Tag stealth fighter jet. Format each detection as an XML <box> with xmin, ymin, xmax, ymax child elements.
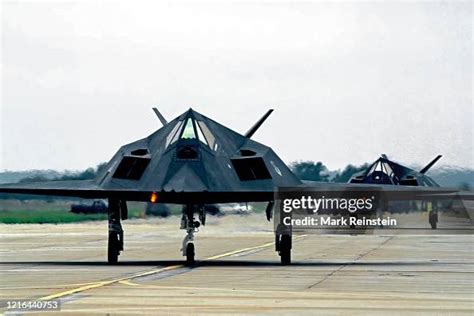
<box><xmin>0</xmin><ymin>108</ymin><xmax>303</xmax><ymax>264</ymax></box>
<box><xmin>348</xmin><ymin>154</ymin><xmax>442</xmax><ymax>187</ymax></box>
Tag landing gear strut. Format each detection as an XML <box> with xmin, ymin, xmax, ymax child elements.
<box><xmin>429</xmin><ymin>210</ymin><xmax>438</xmax><ymax>229</ymax></box>
<box><xmin>275</xmin><ymin>233</ymin><xmax>292</xmax><ymax>265</ymax></box>
<box><xmin>107</xmin><ymin>199</ymin><xmax>127</xmax><ymax>264</ymax></box>
<box><xmin>181</xmin><ymin>204</ymin><xmax>205</xmax><ymax>265</ymax></box>
<box><xmin>424</xmin><ymin>200</ymin><xmax>438</xmax><ymax>230</ymax></box>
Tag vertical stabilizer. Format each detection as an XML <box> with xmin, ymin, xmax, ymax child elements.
<box><xmin>245</xmin><ymin>109</ymin><xmax>274</xmax><ymax>138</ymax></box>
<box><xmin>420</xmin><ymin>155</ymin><xmax>442</xmax><ymax>174</ymax></box>
<box><xmin>152</xmin><ymin>108</ymin><xmax>168</xmax><ymax>126</ymax></box>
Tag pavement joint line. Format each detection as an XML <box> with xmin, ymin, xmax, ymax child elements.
<box><xmin>307</xmin><ymin>235</ymin><xmax>394</xmax><ymax>289</ymax></box>
<box><xmin>39</xmin><ymin>235</ymin><xmax>307</xmax><ymax>301</ymax></box>
<box><xmin>86</xmin><ymin>282</ymin><xmax>474</xmax><ymax>301</ymax></box>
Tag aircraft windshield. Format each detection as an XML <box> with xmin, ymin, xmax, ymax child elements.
<box><xmin>166</xmin><ymin>120</ymin><xmax>183</xmax><ymax>147</ymax></box>
<box><xmin>181</xmin><ymin>119</ymin><xmax>196</xmax><ymax>139</ymax></box>
<box><xmin>367</xmin><ymin>161</ymin><xmax>395</xmax><ymax>179</ymax></box>
<box><xmin>165</xmin><ymin>117</ymin><xmax>218</xmax><ymax>151</ymax></box>
<box><xmin>195</xmin><ymin>122</ymin><xmax>208</xmax><ymax>146</ymax></box>
<box><xmin>197</xmin><ymin>121</ymin><xmax>217</xmax><ymax>151</ymax></box>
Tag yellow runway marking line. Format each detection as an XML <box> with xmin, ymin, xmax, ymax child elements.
<box><xmin>40</xmin><ymin>281</ymin><xmax>111</xmax><ymax>300</ymax></box>
<box><xmin>118</xmin><ymin>280</ymin><xmax>140</xmax><ymax>286</ymax></box>
<box><xmin>206</xmin><ymin>234</ymin><xmax>306</xmax><ymax>260</ymax></box>
<box><xmin>206</xmin><ymin>242</ymin><xmax>274</xmax><ymax>260</ymax></box>
<box><xmin>39</xmin><ymin>235</ymin><xmax>307</xmax><ymax>301</ymax></box>
<box><xmin>39</xmin><ymin>265</ymin><xmax>184</xmax><ymax>300</ymax></box>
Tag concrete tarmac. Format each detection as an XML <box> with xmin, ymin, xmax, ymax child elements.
<box><xmin>0</xmin><ymin>214</ymin><xmax>473</xmax><ymax>315</ymax></box>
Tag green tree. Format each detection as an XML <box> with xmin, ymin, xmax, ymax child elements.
<box><xmin>17</xmin><ymin>163</ymin><xmax>107</xmax><ymax>183</ymax></box>
<box><xmin>289</xmin><ymin>161</ymin><xmax>330</xmax><ymax>182</ymax></box>
<box><xmin>332</xmin><ymin>163</ymin><xmax>370</xmax><ymax>183</ymax></box>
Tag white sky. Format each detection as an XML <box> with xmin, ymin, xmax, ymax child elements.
<box><xmin>1</xmin><ymin>1</ymin><xmax>472</xmax><ymax>171</ymax></box>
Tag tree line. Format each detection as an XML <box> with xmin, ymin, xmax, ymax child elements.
<box><xmin>18</xmin><ymin>163</ymin><xmax>108</xmax><ymax>183</ymax></box>
<box><xmin>289</xmin><ymin>161</ymin><xmax>369</xmax><ymax>183</ymax></box>
<box><xmin>16</xmin><ymin>161</ymin><xmax>364</xmax><ymax>184</ymax></box>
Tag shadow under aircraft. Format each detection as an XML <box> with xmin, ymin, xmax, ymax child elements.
<box><xmin>0</xmin><ymin>108</ymin><xmax>459</xmax><ymax>265</ymax></box>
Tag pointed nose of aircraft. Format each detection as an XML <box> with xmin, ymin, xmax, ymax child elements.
<box><xmin>163</xmin><ymin>163</ymin><xmax>208</xmax><ymax>192</ymax></box>
<box><xmin>161</xmin><ymin>114</ymin><xmax>214</xmax><ymax>192</ymax></box>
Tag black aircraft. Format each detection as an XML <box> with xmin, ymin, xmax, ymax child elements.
<box><xmin>0</xmin><ymin>108</ymin><xmax>302</xmax><ymax>264</ymax></box>
<box><xmin>348</xmin><ymin>154</ymin><xmax>442</xmax><ymax>187</ymax></box>
<box><xmin>0</xmin><ymin>109</ymin><xmax>455</xmax><ymax>264</ymax></box>
<box><xmin>348</xmin><ymin>154</ymin><xmax>444</xmax><ymax>228</ymax></box>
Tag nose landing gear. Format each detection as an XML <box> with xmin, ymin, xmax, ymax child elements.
<box><xmin>181</xmin><ymin>204</ymin><xmax>205</xmax><ymax>266</ymax></box>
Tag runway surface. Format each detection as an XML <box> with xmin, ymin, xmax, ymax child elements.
<box><xmin>0</xmin><ymin>214</ymin><xmax>473</xmax><ymax>315</ymax></box>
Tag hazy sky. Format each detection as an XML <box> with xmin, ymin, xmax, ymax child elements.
<box><xmin>1</xmin><ymin>1</ymin><xmax>472</xmax><ymax>172</ymax></box>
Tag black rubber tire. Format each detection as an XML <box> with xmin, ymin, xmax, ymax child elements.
<box><xmin>280</xmin><ymin>235</ymin><xmax>291</xmax><ymax>265</ymax></box>
<box><xmin>108</xmin><ymin>233</ymin><xmax>119</xmax><ymax>264</ymax></box>
<box><xmin>186</xmin><ymin>243</ymin><xmax>195</xmax><ymax>266</ymax></box>
<box><xmin>429</xmin><ymin>213</ymin><xmax>438</xmax><ymax>229</ymax></box>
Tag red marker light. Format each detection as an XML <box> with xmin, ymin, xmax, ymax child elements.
<box><xmin>150</xmin><ymin>192</ymin><xmax>158</xmax><ymax>203</ymax></box>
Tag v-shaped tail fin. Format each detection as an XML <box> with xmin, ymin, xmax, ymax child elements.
<box><xmin>152</xmin><ymin>107</ymin><xmax>168</xmax><ymax>126</ymax></box>
<box><xmin>245</xmin><ymin>109</ymin><xmax>274</xmax><ymax>138</ymax></box>
<box><xmin>420</xmin><ymin>155</ymin><xmax>442</xmax><ymax>174</ymax></box>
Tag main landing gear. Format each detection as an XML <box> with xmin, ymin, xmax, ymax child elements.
<box><xmin>107</xmin><ymin>199</ymin><xmax>127</xmax><ymax>264</ymax></box>
<box><xmin>429</xmin><ymin>210</ymin><xmax>438</xmax><ymax>229</ymax></box>
<box><xmin>423</xmin><ymin>201</ymin><xmax>438</xmax><ymax>230</ymax></box>
<box><xmin>181</xmin><ymin>204</ymin><xmax>205</xmax><ymax>266</ymax></box>
<box><xmin>275</xmin><ymin>233</ymin><xmax>292</xmax><ymax>265</ymax></box>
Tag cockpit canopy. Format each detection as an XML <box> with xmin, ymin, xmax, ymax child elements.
<box><xmin>366</xmin><ymin>160</ymin><xmax>397</xmax><ymax>184</ymax></box>
<box><xmin>165</xmin><ymin>117</ymin><xmax>219</xmax><ymax>152</ymax></box>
